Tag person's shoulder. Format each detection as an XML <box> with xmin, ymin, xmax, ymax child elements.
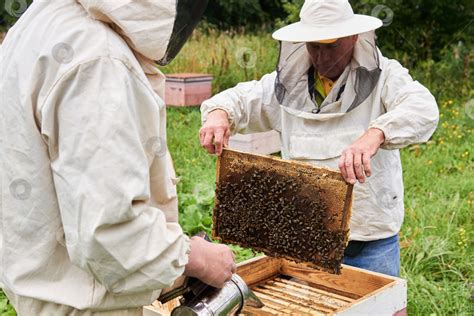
<box><xmin>1</xmin><ymin>1</ymin><xmax>147</xmax><ymax>107</ymax></box>
<box><xmin>46</xmin><ymin>1</ymin><xmax>141</xmax><ymax>70</ymax></box>
<box><xmin>378</xmin><ymin>51</ymin><xmax>409</xmax><ymax>74</ymax></box>
<box><xmin>59</xmin><ymin>5</ymin><xmax>140</xmax><ymax>70</ymax></box>
<box><xmin>5</xmin><ymin>0</ymin><xmax>140</xmax><ymax>69</ymax></box>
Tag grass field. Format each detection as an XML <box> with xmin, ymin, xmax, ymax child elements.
<box><xmin>1</xmin><ymin>31</ymin><xmax>472</xmax><ymax>315</ymax></box>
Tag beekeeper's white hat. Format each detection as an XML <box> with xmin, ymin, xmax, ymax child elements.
<box><xmin>272</xmin><ymin>0</ymin><xmax>383</xmax><ymax>43</ymax></box>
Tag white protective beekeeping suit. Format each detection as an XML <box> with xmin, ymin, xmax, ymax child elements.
<box><xmin>201</xmin><ymin>31</ymin><xmax>439</xmax><ymax>242</ymax></box>
<box><xmin>0</xmin><ymin>0</ymin><xmax>207</xmax><ymax>314</ymax></box>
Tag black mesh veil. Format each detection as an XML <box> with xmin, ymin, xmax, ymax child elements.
<box><xmin>157</xmin><ymin>0</ymin><xmax>209</xmax><ymax>66</ymax></box>
<box><xmin>274</xmin><ymin>42</ymin><xmax>312</xmax><ymax>106</ymax></box>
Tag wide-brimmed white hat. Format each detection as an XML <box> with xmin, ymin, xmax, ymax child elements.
<box><xmin>273</xmin><ymin>0</ymin><xmax>383</xmax><ymax>43</ymax></box>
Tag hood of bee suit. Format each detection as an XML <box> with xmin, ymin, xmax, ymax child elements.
<box><xmin>77</xmin><ymin>0</ymin><xmax>208</xmax><ymax>65</ymax></box>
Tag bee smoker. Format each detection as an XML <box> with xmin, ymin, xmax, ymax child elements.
<box><xmin>158</xmin><ymin>274</ymin><xmax>264</xmax><ymax>316</ymax></box>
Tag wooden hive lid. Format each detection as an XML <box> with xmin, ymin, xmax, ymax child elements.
<box><xmin>165</xmin><ymin>73</ymin><xmax>213</xmax><ymax>83</ymax></box>
<box><xmin>213</xmin><ymin>148</ymin><xmax>353</xmax><ymax>274</ymax></box>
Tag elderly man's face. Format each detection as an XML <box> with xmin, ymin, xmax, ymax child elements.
<box><xmin>306</xmin><ymin>35</ymin><xmax>358</xmax><ymax>80</ymax></box>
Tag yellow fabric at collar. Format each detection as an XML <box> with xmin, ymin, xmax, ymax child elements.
<box><xmin>315</xmin><ymin>71</ymin><xmax>335</xmax><ymax>99</ymax></box>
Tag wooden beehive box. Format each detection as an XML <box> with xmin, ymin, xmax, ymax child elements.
<box><xmin>237</xmin><ymin>257</ymin><xmax>407</xmax><ymax>315</ymax></box>
<box><xmin>165</xmin><ymin>73</ymin><xmax>213</xmax><ymax>106</ymax></box>
<box><xmin>229</xmin><ymin>130</ymin><xmax>282</xmax><ymax>155</ymax></box>
<box><xmin>144</xmin><ymin>256</ymin><xmax>407</xmax><ymax>315</ymax></box>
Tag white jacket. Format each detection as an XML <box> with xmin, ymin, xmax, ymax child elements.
<box><xmin>1</xmin><ymin>0</ymin><xmax>190</xmax><ymax>311</ymax></box>
<box><xmin>202</xmin><ymin>33</ymin><xmax>439</xmax><ymax>241</ymax></box>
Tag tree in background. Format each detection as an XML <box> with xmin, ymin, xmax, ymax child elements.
<box><xmin>0</xmin><ymin>0</ymin><xmax>32</xmax><ymax>28</ymax></box>
<box><xmin>203</xmin><ymin>0</ymin><xmax>287</xmax><ymax>31</ymax></box>
<box><xmin>1</xmin><ymin>0</ymin><xmax>472</xmax><ymax>64</ymax></box>
<box><xmin>0</xmin><ymin>0</ymin><xmax>287</xmax><ymax>32</ymax></box>
<box><xmin>279</xmin><ymin>0</ymin><xmax>473</xmax><ymax>63</ymax></box>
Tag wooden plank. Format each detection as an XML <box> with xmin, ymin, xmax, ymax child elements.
<box><xmin>249</xmin><ymin>292</ymin><xmax>300</xmax><ymax>314</ymax></box>
<box><xmin>256</xmin><ymin>285</ymin><xmax>336</xmax><ymax>313</ymax></box>
<box><xmin>241</xmin><ymin>305</ymin><xmax>279</xmax><ymax>315</ymax></box>
<box><xmin>251</xmin><ymin>291</ymin><xmax>323</xmax><ymax>315</ymax></box>
<box><xmin>273</xmin><ymin>278</ymin><xmax>353</xmax><ymax>303</ymax></box>
<box><xmin>266</xmin><ymin>280</ymin><xmax>347</xmax><ymax>309</ymax></box>
<box><xmin>143</xmin><ymin>305</ymin><xmax>166</xmax><ymax>316</ymax></box>
<box><xmin>280</xmin><ymin>259</ymin><xmax>395</xmax><ymax>298</ymax></box>
<box><xmin>335</xmin><ymin>278</ymin><xmax>407</xmax><ymax>315</ymax></box>
<box><xmin>143</xmin><ymin>304</ymin><xmax>169</xmax><ymax>316</ymax></box>
<box><xmin>236</xmin><ymin>256</ymin><xmax>281</xmax><ymax>287</ymax></box>
<box><xmin>211</xmin><ymin>151</ymin><xmax>222</xmax><ymax>239</ymax></box>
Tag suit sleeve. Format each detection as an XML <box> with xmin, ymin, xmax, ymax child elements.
<box><xmin>369</xmin><ymin>59</ymin><xmax>439</xmax><ymax>149</ymax></box>
<box><xmin>201</xmin><ymin>71</ymin><xmax>281</xmax><ymax>134</ymax></box>
<box><xmin>40</xmin><ymin>57</ymin><xmax>190</xmax><ymax>295</ymax></box>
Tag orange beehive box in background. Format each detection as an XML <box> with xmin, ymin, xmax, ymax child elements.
<box><xmin>165</xmin><ymin>73</ymin><xmax>213</xmax><ymax>107</ymax></box>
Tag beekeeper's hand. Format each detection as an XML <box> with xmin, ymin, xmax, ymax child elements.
<box><xmin>184</xmin><ymin>236</ymin><xmax>236</xmax><ymax>288</ymax></box>
<box><xmin>200</xmin><ymin>109</ymin><xmax>231</xmax><ymax>155</ymax></box>
<box><xmin>339</xmin><ymin>128</ymin><xmax>385</xmax><ymax>184</ymax></box>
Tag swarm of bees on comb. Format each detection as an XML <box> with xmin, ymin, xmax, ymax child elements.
<box><xmin>214</xmin><ymin>167</ymin><xmax>348</xmax><ymax>274</ymax></box>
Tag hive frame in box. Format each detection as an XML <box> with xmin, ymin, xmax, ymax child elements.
<box><xmin>144</xmin><ymin>255</ymin><xmax>407</xmax><ymax>315</ymax></box>
<box><xmin>238</xmin><ymin>256</ymin><xmax>407</xmax><ymax>315</ymax></box>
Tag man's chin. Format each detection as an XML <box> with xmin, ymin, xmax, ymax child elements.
<box><xmin>318</xmin><ymin>69</ymin><xmax>340</xmax><ymax>80</ymax></box>
<box><xmin>319</xmin><ymin>70</ymin><xmax>332</xmax><ymax>77</ymax></box>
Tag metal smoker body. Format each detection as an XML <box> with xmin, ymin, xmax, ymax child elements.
<box><xmin>160</xmin><ymin>274</ymin><xmax>263</xmax><ymax>316</ymax></box>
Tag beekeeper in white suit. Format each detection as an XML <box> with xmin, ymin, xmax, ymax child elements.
<box><xmin>0</xmin><ymin>0</ymin><xmax>236</xmax><ymax>315</ymax></box>
<box><xmin>200</xmin><ymin>0</ymin><xmax>439</xmax><ymax>277</ymax></box>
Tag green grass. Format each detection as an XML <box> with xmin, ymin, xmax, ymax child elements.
<box><xmin>0</xmin><ymin>290</ymin><xmax>15</xmax><ymax>316</ymax></box>
<box><xmin>398</xmin><ymin>97</ymin><xmax>473</xmax><ymax>314</ymax></box>
<box><xmin>2</xmin><ymin>31</ymin><xmax>472</xmax><ymax>314</ymax></box>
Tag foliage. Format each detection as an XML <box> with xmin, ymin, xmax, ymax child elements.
<box><xmin>0</xmin><ymin>0</ymin><xmax>286</xmax><ymax>31</ymax></box>
<box><xmin>353</xmin><ymin>0</ymin><xmax>473</xmax><ymax>63</ymax></box>
<box><xmin>410</xmin><ymin>42</ymin><xmax>472</xmax><ymax>99</ymax></box>
<box><xmin>0</xmin><ymin>0</ymin><xmax>32</xmax><ymax>29</ymax></box>
<box><xmin>178</xmin><ymin>185</ymin><xmax>214</xmax><ymax>236</ymax></box>
<box><xmin>203</xmin><ymin>0</ymin><xmax>286</xmax><ymax>31</ymax></box>
<box><xmin>0</xmin><ymin>290</ymin><xmax>15</xmax><ymax>316</ymax></box>
<box><xmin>277</xmin><ymin>0</ymin><xmax>305</xmax><ymax>26</ymax></box>
<box><xmin>279</xmin><ymin>0</ymin><xmax>474</xmax><ymax>64</ymax></box>
<box><xmin>2</xmin><ymin>0</ymin><xmax>472</xmax><ymax>64</ymax></box>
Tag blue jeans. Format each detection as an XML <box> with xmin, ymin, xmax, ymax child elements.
<box><xmin>343</xmin><ymin>234</ymin><xmax>400</xmax><ymax>277</ymax></box>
